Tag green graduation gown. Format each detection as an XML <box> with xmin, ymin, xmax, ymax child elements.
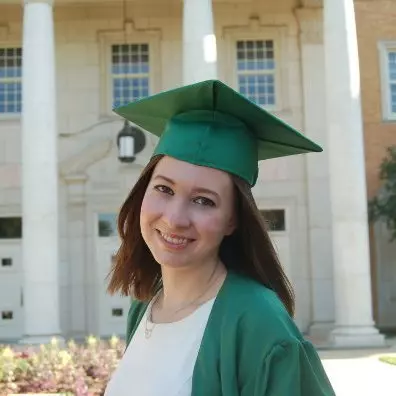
<box><xmin>126</xmin><ymin>271</ymin><xmax>336</xmax><ymax>395</ymax></box>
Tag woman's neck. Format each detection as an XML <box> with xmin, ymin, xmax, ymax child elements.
<box><xmin>158</xmin><ymin>259</ymin><xmax>226</xmax><ymax>313</ymax></box>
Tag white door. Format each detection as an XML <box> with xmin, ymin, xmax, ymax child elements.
<box><xmin>95</xmin><ymin>213</ymin><xmax>131</xmax><ymax>337</ymax></box>
<box><xmin>0</xmin><ymin>242</ymin><xmax>23</xmax><ymax>340</ymax></box>
<box><xmin>260</xmin><ymin>209</ymin><xmax>291</xmax><ymax>278</ymax></box>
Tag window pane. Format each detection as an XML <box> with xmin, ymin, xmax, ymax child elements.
<box><xmin>1</xmin><ymin>258</ymin><xmax>13</xmax><ymax>267</ymax></box>
<box><xmin>0</xmin><ymin>48</ymin><xmax>22</xmax><ymax>114</ymax></box>
<box><xmin>0</xmin><ymin>217</ymin><xmax>22</xmax><ymax>239</ymax></box>
<box><xmin>236</xmin><ymin>40</ymin><xmax>274</xmax><ymax>71</ymax></box>
<box><xmin>98</xmin><ymin>213</ymin><xmax>118</xmax><ymax>237</ymax></box>
<box><xmin>236</xmin><ymin>40</ymin><xmax>276</xmax><ymax>107</ymax></box>
<box><xmin>389</xmin><ymin>52</ymin><xmax>396</xmax><ymax>114</ymax></box>
<box><xmin>2</xmin><ymin>311</ymin><xmax>13</xmax><ymax>320</ymax></box>
<box><xmin>260</xmin><ymin>210</ymin><xmax>286</xmax><ymax>232</ymax></box>
<box><xmin>389</xmin><ymin>52</ymin><xmax>396</xmax><ymax>80</ymax></box>
<box><xmin>112</xmin><ymin>308</ymin><xmax>124</xmax><ymax>317</ymax></box>
<box><xmin>111</xmin><ymin>43</ymin><xmax>150</xmax><ymax>107</ymax></box>
<box><xmin>388</xmin><ymin>51</ymin><xmax>396</xmax><ymax>63</ymax></box>
<box><xmin>391</xmin><ymin>83</ymin><xmax>396</xmax><ymax>113</ymax></box>
<box><xmin>238</xmin><ymin>73</ymin><xmax>275</xmax><ymax>106</ymax></box>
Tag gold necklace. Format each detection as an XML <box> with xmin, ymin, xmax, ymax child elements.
<box><xmin>144</xmin><ymin>262</ymin><xmax>220</xmax><ymax>339</ymax></box>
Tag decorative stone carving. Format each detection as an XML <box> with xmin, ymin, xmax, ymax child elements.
<box><xmin>63</xmin><ymin>174</ymin><xmax>88</xmax><ymax>205</ymax></box>
<box><xmin>296</xmin><ymin>8</ymin><xmax>323</xmax><ymax>45</ymax></box>
<box><xmin>60</xmin><ymin>139</ymin><xmax>114</xmax><ymax>177</ymax></box>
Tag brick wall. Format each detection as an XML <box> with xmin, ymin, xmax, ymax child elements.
<box><xmin>355</xmin><ymin>1</ymin><xmax>396</xmax><ymax>198</ymax></box>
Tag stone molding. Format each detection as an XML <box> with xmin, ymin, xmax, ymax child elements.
<box><xmin>295</xmin><ymin>8</ymin><xmax>323</xmax><ymax>45</ymax></box>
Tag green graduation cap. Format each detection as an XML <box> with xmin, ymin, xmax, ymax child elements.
<box><xmin>113</xmin><ymin>79</ymin><xmax>322</xmax><ymax>186</ymax></box>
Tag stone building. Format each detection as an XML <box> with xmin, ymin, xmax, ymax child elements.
<box><xmin>0</xmin><ymin>0</ymin><xmax>394</xmax><ymax>346</ymax></box>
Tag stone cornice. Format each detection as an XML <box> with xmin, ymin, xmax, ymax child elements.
<box><xmin>24</xmin><ymin>0</ymin><xmax>54</xmax><ymax>5</ymax></box>
<box><xmin>301</xmin><ymin>0</ymin><xmax>323</xmax><ymax>7</ymax></box>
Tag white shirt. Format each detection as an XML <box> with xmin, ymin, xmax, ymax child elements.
<box><xmin>105</xmin><ymin>298</ymin><xmax>215</xmax><ymax>396</ymax></box>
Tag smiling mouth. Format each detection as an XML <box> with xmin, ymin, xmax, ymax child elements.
<box><xmin>156</xmin><ymin>229</ymin><xmax>194</xmax><ymax>247</ymax></box>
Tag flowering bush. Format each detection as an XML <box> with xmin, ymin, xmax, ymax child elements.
<box><xmin>0</xmin><ymin>336</ymin><xmax>125</xmax><ymax>396</ymax></box>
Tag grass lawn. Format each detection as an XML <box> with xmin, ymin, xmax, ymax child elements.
<box><xmin>379</xmin><ymin>355</ymin><xmax>396</xmax><ymax>366</ymax></box>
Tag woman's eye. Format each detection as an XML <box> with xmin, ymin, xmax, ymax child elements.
<box><xmin>154</xmin><ymin>185</ymin><xmax>173</xmax><ymax>195</ymax></box>
<box><xmin>193</xmin><ymin>197</ymin><xmax>215</xmax><ymax>207</ymax></box>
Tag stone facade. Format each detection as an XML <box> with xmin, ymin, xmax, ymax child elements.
<box><xmin>0</xmin><ymin>0</ymin><xmax>393</xmax><ymax>344</ymax></box>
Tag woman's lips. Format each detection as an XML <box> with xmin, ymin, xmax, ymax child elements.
<box><xmin>155</xmin><ymin>229</ymin><xmax>195</xmax><ymax>250</ymax></box>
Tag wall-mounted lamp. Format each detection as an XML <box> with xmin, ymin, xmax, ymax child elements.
<box><xmin>116</xmin><ymin>120</ymin><xmax>146</xmax><ymax>163</ymax></box>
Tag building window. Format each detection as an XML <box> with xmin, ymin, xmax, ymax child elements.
<box><xmin>260</xmin><ymin>210</ymin><xmax>286</xmax><ymax>232</ymax></box>
<box><xmin>1</xmin><ymin>258</ymin><xmax>13</xmax><ymax>267</ymax></box>
<box><xmin>111</xmin><ymin>44</ymin><xmax>150</xmax><ymax>108</ymax></box>
<box><xmin>0</xmin><ymin>217</ymin><xmax>22</xmax><ymax>239</ymax></box>
<box><xmin>236</xmin><ymin>40</ymin><xmax>276</xmax><ymax>107</ymax></box>
<box><xmin>98</xmin><ymin>213</ymin><xmax>118</xmax><ymax>237</ymax></box>
<box><xmin>2</xmin><ymin>311</ymin><xmax>13</xmax><ymax>320</ymax></box>
<box><xmin>0</xmin><ymin>48</ymin><xmax>22</xmax><ymax>114</ymax></box>
<box><xmin>379</xmin><ymin>42</ymin><xmax>396</xmax><ymax>120</ymax></box>
<box><xmin>112</xmin><ymin>308</ymin><xmax>123</xmax><ymax>317</ymax></box>
<box><xmin>387</xmin><ymin>50</ymin><xmax>396</xmax><ymax>117</ymax></box>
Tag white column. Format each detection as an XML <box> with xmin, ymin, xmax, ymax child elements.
<box><xmin>324</xmin><ymin>0</ymin><xmax>385</xmax><ymax>347</ymax></box>
<box><xmin>65</xmin><ymin>176</ymin><xmax>88</xmax><ymax>338</ymax></box>
<box><xmin>21</xmin><ymin>0</ymin><xmax>61</xmax><ymax>344</ymax></box>
<box><xmin>297</xmin><ymin>8</ymin><xmax>335</xmax><ymax>342</ymax></box>
<box><xmin>183</xmin><ymin>0</ymin><xmax>217</xmax><ymax>84</ymax></box>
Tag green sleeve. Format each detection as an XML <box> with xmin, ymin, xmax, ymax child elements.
<box><xmin>125</xmin><ymin>300</ymin><xmax>148</xmax><ymax>347</ymax></box>
<box><xmin>256</xmin><ymin>340</ymin><xmax>336</xmax><ymax>396</ymax></box>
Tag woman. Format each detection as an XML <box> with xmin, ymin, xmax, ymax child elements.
<box><xmin>105</xmin><ymin>80</ymin><xmax>335</xmax><ymax>395</ymax></box>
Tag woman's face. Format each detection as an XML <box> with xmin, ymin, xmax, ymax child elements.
<box><xmin>140</xmin><ymin>156</ymin><xmax>236</xmax><ymax>270</ymax></box>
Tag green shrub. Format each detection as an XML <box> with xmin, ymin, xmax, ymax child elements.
<box><xmin>368</xmin><ymin>146</ymin><xmax>396</xmax><ymax>241</ymax></box>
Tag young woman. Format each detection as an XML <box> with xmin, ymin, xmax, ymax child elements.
<box><xmin>104</xmin><ymin>80</ymin><xmax>336</xmax><ymax>396</ymax></box>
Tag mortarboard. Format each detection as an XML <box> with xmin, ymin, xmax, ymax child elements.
<box><xmin>113</xmin><ymin>79</ymin><xmax>322</xmax><ymax>186</ymax></box>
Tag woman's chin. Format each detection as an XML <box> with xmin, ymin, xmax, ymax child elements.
<box><xmin>152</xmin><ymin>251</ymin><xmax>193</xmax><ymax>269</ymax></box>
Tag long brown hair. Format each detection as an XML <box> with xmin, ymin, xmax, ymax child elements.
<box><xmin>107</xmin><ymin>155</ymin><xmax>295</xmax><ymax>317</ymax></box>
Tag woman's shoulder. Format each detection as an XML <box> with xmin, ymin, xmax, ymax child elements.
<box><xmin>222</xmin><ymin>271</ymin><xmax>289</xmax><ymax>311</ymax></box>
<box><xmin>218</xmin><ymin>271</ymin><xmax>303</xmax><ymax>342</ymax></box>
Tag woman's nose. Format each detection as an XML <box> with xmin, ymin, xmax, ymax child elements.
<box><xmin>162</xmin><ymin>200</ymin><xmax>190</xmax><ymax>230</ymax></box>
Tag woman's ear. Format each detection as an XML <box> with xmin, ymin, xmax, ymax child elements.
<box><xmin>224</xmin><ymin>212</ymin><xmax>237</xmax><ymax>236</ymax></box>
